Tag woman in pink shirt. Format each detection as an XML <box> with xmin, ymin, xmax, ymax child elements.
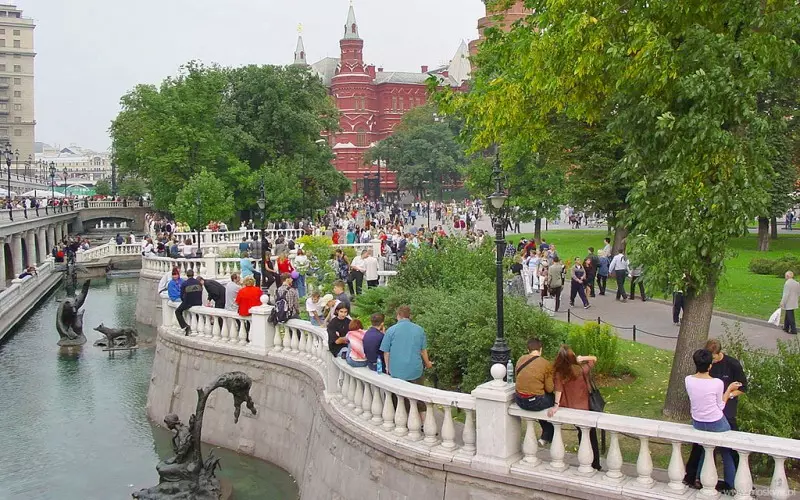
<box><xmin>345</xmin><ymin>319</ymin><xmax>368</xmax><ymax>368</ymax></box>
<box><xmin>684</xmin><ymin>349</ymin><xmax>741</xmax><ymax>490</ymax></box>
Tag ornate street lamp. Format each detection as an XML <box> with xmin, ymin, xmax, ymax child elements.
<box><xmin>258</xmin><ymin>178</ymin><xmax>267</xmax><ymax>289</ymax></box>
<box><xmin>25</xmin><ymin>154</ymin><xmax>31</xmax><ymax>179</ymax></box>
<box><xmin>488</xmin><ymin>146</ymin><xmax>510</xmax><ymax>370</ymax></box>
<box><xmin>49</xmin><ymin>161</ymin><xmax>56</xmax><ymax>200</ymax></box>
<box><xmin>195</xmin><ymin>192</ymin><xmax>202</xmax><ymax>257</ymax></box>
<box><xmin>13</xmin><ymin>148</ymin><xmax>18</xmax><ymax>179</ymax></box>
<box><xmin>63</xmin><ymin>167</ymin><xmax>69</xmax><ymax>197</ymax></box>
<box><xmin>4</xmin><ymin>143</ymin><xmax>12</xmax><ymax>200</ymax></box>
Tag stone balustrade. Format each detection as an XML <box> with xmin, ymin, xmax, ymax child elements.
<box><xmin>75</xmin><ymin>242</ymin><xmax>141</xmax><ymax>263</ymax></box>
<box><xmin>0</xmin><ymin>259</ymin><xmax>59</xmax><ymax>340</ymax></box>
<box><xmin>155</xmin><ymin>296</ymin><xmax>800</xmax><ymax>499</ymax></box>
<box><xmin>0</xmin><ymin>203</ymin><xmax>76</xmax><ymax>223</ymax></box>
<box><xmin>171</xmin><ymin>228</ymin><xmax>306</xmax><ymax>245</ymax></box>
<box><xmin>85</xmin><ymin>200</ymin><xmax>152</xmax><ymax>209</ymax></box>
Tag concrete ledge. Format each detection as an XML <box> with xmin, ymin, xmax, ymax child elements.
<box><xmin>0</xmin><ymin>271</ymin><xmax>61</xmax><ymax>341</ymax></box>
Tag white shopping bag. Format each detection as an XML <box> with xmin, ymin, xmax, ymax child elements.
<box><xmin>768</xmin><ymin>308</ymin><xmax>781</xmax><ymax>326</ymax></box>
<box><xmin>542</xmin><ymin>296</ymin><xmax>556</xmax><ymax>317</ymax></box>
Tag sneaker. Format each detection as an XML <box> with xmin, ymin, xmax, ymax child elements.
<box><xmin>184</xmin><ymin>326</ymin><xmax>191</xmax><ymax>336</ymax></box>
<box><xmin>584</xmin><ymin>304</ymin><xmax>591</xmax><ymax>310</ymax></box>
<box><xmin>622</xmin><ymin>297</ymin><xmax>628</xmax><ymax>303</ymax></box>
<box><xmin>538</xmin><ymin>439</ymin><xmax>549</xmax><ymax>447</ymax></box>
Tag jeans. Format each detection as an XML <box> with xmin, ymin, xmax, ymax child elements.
<box><xmin>296</xmin><ymin>274</ymin><xmax>306</xmax><ymax>297</ymax></box>
<box><xmin>597</xmin><ymin>274</ymin><xmax>607</xmax><ymax>295</ymax></box>
<box><xmin>692</xmin><ymin>417</ymin><xmax>736</xmax><ymax>487</ymax></box>
<box><xmin>367</xmin><ymin>279</ymin><xmax>379</xmax><ymax>289</ymax></box>
<box><xmin>614</xmin><ymin>270</ymin><xmax>627</xmax><ymax>300</ymax></box>
<box><xmin>346</xmin><ymin>356</ymin><xmax>368</xmax><ymax>368</ymax></box>
<box><xmin>586</xmin><ymin>272</ymin><xmax>596</xmax><ymax>297</ymax></box>
<box><xmin>550</xmin><ymin>286</ymin><xmax>563</xmax><ymax>311</ymax></box>
<box><xmin>570</xmin><ymin>280</ymin><xmax>589</xmax><ymax>307</ymax></box>
<box><xmin>514</xmin><ymin>393</ymin><xmax>555</xmax><ymax>442</ymax></box>
<box><xmin>784</xmin><ymin>309</ymin><xmax>797</xmax><ymax>334</ymax></box>
<box><xmin>630</xmin><ymin>275</ymin><xmax>645</xmax><ymax>300</ymax></box>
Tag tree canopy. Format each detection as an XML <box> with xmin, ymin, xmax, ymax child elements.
<box><xmin>438</xmin><ymin>0</ymin><xmax>800</xmax><ymax>417</ymax></box>
<box><xmin>170</xmin><ymin>169</ymin><xmax>235</xmax><ymax>232</ymax></box>
<box><xmin>110</xmin><ymin>61</ymin><xmax>349</xmax><ymax>218</ymax></box>
<box><xmin>94</xmin><ymin>179</ymin><xmax>111</xmax><ymax>197</ymax></box>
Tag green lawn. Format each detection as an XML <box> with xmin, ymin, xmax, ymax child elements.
<box><xmin>510</xmin><ymin>230</ymin><xmax>800</xmax><ymax>320</ymax></box>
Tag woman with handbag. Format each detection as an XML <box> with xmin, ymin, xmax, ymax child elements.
<box><xmin>548</xmin><ymin>345</ymin><xmax>602</xmax><ymax>471</ymax></box>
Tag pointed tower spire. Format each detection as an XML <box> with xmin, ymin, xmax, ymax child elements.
<box><xmin>293</xmin><ymin>24</ymin><xmax>307</xmax><ymax>66</ymax></box>
<box><xmin>343</xmin><ymin>3</ymin><xmax>360</xmax><ymax>40</ymax></box>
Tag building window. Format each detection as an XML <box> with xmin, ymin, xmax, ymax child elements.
<box><xmin>0</xmin><ymin>116</ymin><xmax>6</xmax><ymax>123</ymax></box>
<box><xmin>356</xmin><ymin>129</ymin><xmax>367</xmax><ymax>147</ymax></box>
<box><xmin>0</xmin><ymin>128</ymin><xmax>7</xmax><ymax>136</ymax></box>
<box><xmin>0</xmin><ymin>103</ymin><xmax>7</xmax><ymax>110</ymax></box>
<box><xmin>13</xmin><ymin>128</ymin><xmax>20</xmax><ymax>136</ymax></box>
<box><xmin>12</xmin><ymin>30</ymin><xmax>19</xmax><ymax>36</ymax></box>
<box><xmin>399</xmin><ymin>97</ymin><xmax>404</xmax><ymax>110</ymax></box>
<box><xmin>13</xmin><ymin>116</ymin><xmax>19</xmax><ymax>123</ymax></box>
<box><xmin>0</xmin><ymin>40</ymin><xmax>5</xmax><ymax>47</ymax></box>
<box><xmin>0</xmin><ymin>77</ymin><xmax>7</xmax><ymax>83</ymax></box>
<box><xmin>13</xmin><ymin>54</ymin><xmax>19</xmax><ymax>59</ymax></box>
<box><xmin>13</xmin><ymin>90</ymin><xmax>19</xmax><ymax>97</ymax></box>
<box><xmin>0</xmin><ymin>30</ymin><xmax>4</xmax><ymax>35</ymax></box>
<box><xmin>13</xmin><ymin>103</ymin><xmax>20</xmax><ymax>110</ymax></box>
<box><xmin>391</xmin><ymin>96</ymin><xmax>397</xmax><ymax>111</ymax></box>
<box><xmin>13</xmin><ymin>40</ymin><xmax>19</xmax><ymax>48</ymax></box>
<box><xmin>13</xmin><ymin>78</ymin><xmax>19</xmax><ymax>84</ymax></box>
<box><xmin>0</xmin><ymin>65</ymin><xmax>6</xmax><ymax>72</ymax></box>
<box><xmin>12</xmin><ymin>64</ymin><xmax>19</xmax><ymax>72</ymax></box>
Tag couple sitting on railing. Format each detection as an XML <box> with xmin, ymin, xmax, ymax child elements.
<box><xmin>514</xmin><ymin>339</ymin><xmax>602</xmax><ymax>471</ymax></box>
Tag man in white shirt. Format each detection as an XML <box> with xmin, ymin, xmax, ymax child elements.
<box><xmin>350</xmin><ymin>250</ymin><xmax>367</xmax><ymax>295</ymax></box>
<box><xmin>224</xmin><ymin>273</ymin><xmax>242</xmax><ymax>312</ymax></box>
<box><xmin>780</xmin><ymin>271</ymin><xmax>799</xmax><ymax>334</ymax></box>
<box><xmin>608</xmin><ymin>251</ymin><xmax>629</xmax><ymax>302</ymax></box>
<box><xmin>364</xmin><ymin>250</ymin><xmax>380</xmax><ymax>289</ymax></box>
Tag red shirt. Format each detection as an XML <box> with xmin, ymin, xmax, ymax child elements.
<box><xmin>236</xmin><ymin>286</ymin><xmax>263</xmax><ymax>316</ymax></box>
<box><xmin>277</xmin><ymin>258</ymin><xmax>294</xmax><ymax>274</ymax></box>
<box><xmin>332</xmin><ymin>232</ymin><xmax>340</xmax><ymax>244</ymax></box>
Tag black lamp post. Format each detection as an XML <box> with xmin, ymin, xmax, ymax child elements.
<box><xmin>195</xmin><ymin>192</ymin><xmax>202</xmax><ymax>257</ymax></box>
<box><xmin>13</xmin><ymin>148</ymin><xmax>18</xmax><ymax>179</ymax></box>
<box><xmin>488</xmin><ymin>146</ymin><xmax>510</xmax><ymax>369</ymax></box>
<box><xmin>25</xmin><ymin>154</ymin><xmax>31</xmax><ymax>179</ymax></box>
<box><xmin>63</xmin><ymin>167</ymin><xmax>69</xmax><ymax>197</ymax></box>
<box><xmin>3</xmin><ymin>143</ymin><xmax>11</xmax><ymax>200</ymax></box>
<box><xmin>257</xmin><ymin>178</ymin><xmax>267</xmax><ymax>287</ymax></box>
<box><xmin>49</xmin><ymin>161</ymin><xmax>56</xmax><ymax>201</ymax></box>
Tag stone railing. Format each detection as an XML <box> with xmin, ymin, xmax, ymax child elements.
<box><xmin>156</xmin><ymin>296</ymin><xmax>800</xmax><ymax>500</ymax></box>
<box><xmin>85</xmin><ymin>200</ymin><xmax>152</xmax><ymax>209</ymax></box>
<box><xmin>0</xmin><ymin>259</ymin><xmax>54</xmax><ymax>306</ymax></box>
<box><xmin>0</xmin><ymin>203</ymin><xmax>76</xmax><ymax>223</ymax></box>
<box><xmin>171</xmin><ymin>228</ymin><xmax>306</xmax><ymax>245</ymax></box>
<box><xmin>75</xmin><ymin>242</ymin><xmax>141</xmax><ymax>263</ymax></box>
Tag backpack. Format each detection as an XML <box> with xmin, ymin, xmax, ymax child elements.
<box><xmin>273</xmin><ymin>287</ymin><xmax>289</xmax><ymax>324</ymax></box>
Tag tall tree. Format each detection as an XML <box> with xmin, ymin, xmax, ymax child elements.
<box><xmin>439</xmin><ymin>0</ymin><xmax>800</xmax><ymax>417</ymax></box>
<box><xmin>171</xmin><ymin>169</ymin><xmax>235</xmax><ymax>231</ymax></box>
<box><xmin>94</xmin><ymin>179</ymin><xmax>111</xmax><ymax>196</ymax></box>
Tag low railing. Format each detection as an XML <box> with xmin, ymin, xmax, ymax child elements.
<box><xmin>171</xmin><ymin>228</ymin><xmax>306</xmax><ymax>245</ymax></box>
<box><xmin>85</xmin><ymin>200</ymin><xmax>152</xmax><ymax>209</ymax></box>
<box><xmin>0</xmin><ymin>203</ymin><xmax>76</xmax><ymax>223</ymax></box>
<box><xmin>156</xmin><ymin>295</ymin><xmax>800</xmax><ymax>499</ymax></box>
<box><xmin>75</xmin><ymin>242</ymin><xmax>141</xmax><ymax>263</ymax></box>
<box><xmin>0</xmin><ymin>260</ymin><xmax>55</xmax><ymax>306</ymax></box>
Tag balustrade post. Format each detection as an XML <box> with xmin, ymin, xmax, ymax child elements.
<box><xmin>667</xmin><ymin>441</ymin><xmax>686</xmax><ymax>491</ymax></box>
<box><xmin>247</xmin><ymin>297</ymin><xmax>274</xmax><ymax>353</ymax></box>
<box><xmin>734</xmin><ymin>452</ymin><xmax>753</xmax><ymax>500</ymax></box>
<box><xmin>201</xmin><ymin>254</ymin><xmax>217</xmax><ymax>279</ymax></box>
<box><xmin>636</xmin><ymin>437</ymin><xmax>654</xmax><ymax>485</ymax></box>
<box><xmin>161</xmin><ymin>294</ymin><xmax>175</xmax><ymax>328</ymax></box>
<box><xmin>770</xmin><ymin>456</ymin><xmax>790</xmax><ymax>500</ymax></box>
<box><xmin>577</xmin><ymin>426</ymin><xmax>595</xmax><ymax>474</ymax></box>
<box><xmin>605</xmin><ymin>431</ymin><xmax>623</xmax><ymax>480</ymax></box>
<box><xmin>699</xmin><ymin>445</ymin><xmax>719</xmax><ymax>497</ymax></box>
<box><xmin>470</xmin><ymin>372</ymin><xmax>520</xmax><ymax>474</ymax></box>
<box><xmin>521</xmin><ymin>419</ymin><xmax>539</xmax><ymax>465</ymax></box>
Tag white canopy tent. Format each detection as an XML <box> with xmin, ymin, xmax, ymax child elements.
<box><xmin>20</xmin><ymin>189</ymin><xmax>65</xmax><ymax>198</ymax></box>
<box><xmin>0</xmin><ymin>188</ymin><xmax>17</xmax><ymax>197</ymax></box>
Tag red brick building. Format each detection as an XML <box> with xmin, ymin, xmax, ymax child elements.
<box><xmin>469</xmin><ymin>1</ymin><xmax>531</xmax><ymax>58</ymax></box>
<box><xmin>294</xmin><ymin>5</ymin><xmax>471</xmax><ymax>195</ymax></box>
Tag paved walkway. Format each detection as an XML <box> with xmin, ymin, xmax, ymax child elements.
<box><xmin>528</xmin><ymin>289</ymin><xmax>794</xmax><ymax>352</ymax></box>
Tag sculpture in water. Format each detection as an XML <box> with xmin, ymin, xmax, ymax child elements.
<box><xmin>133</xmin><ymin>371</ymin><xmax>257</xmax><ymax>500</ymax></box>
<box><xmin>56</xmin><ymin>279</ymin><xmax>91</xmax><ymax>346</ymax></box>
<box><xmin>93</xmin><ymin>323</ymin><xmax>138</xmax><ymax>348</ymax></box>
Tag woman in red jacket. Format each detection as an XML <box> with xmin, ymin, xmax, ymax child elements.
<box><xmin>276</xmin><ymin>252</ymin><xmax>294</xmax><ymax>275</ymax></box>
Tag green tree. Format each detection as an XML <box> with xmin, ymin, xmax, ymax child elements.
<box><xmin>437</xmin><ymin>0</ymin><xmax>800</xmax><ymax>417</ymax></box>
<box><xmin>170</xmin><ymin>169</ymin><xmax>234</xmax><ymax>231</ymax></box>
<box><xmin>367</xmin><ymin>105</ymin><xmax>464</xmax><ymax>200</ymax></box>
<box><xmin>118</xmin><ymin>177</ymin><xmax>148</xmax><ymax>199</ymax></box>
<box><xmin>94</xmin><ymin>178</ymin><xmax>111</xmax><ymax>196</ymax></box>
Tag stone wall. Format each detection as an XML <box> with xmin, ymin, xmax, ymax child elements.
<box><xmin>135</xmin><ymin>273</ymin><xmax>163</xmax><ymax>327</ymax></box>
<box><xmin>147</xmin><ymin>333</ymin><xmax>584</xmax><ymax>500</ymax></box>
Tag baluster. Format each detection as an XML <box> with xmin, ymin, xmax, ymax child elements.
<box><xmin>370</xmin><ymin>386</ymin><xmax>383</xmax><ymax>425</ymax></box>
<box><xmin>237</xmin><ymin>320</ymin><xmax>248</xmax><ymax>344</ymax></box>
<box><xmin>298</xmin><ymin>330</ymin><xmax>308</xmax><ymax>355</ymax></box>
<box><xmin>360</xmin><ymin>381</ymin><xmax>373</xmax><ymax>420</ymax></box>
<box><xmin>219</xmin><ymin>318</ymin><xmax>230</xmax><ymax>342</ymax></box>
<box><xmin>305</xmin><ymin>332</ymin><xmax>314</xmax><ymax>359</ymax></box>
<box><xmin>381</xmin><ymin>391</ymin><xmax>395</xmax><ymax>431</ymax></box>
<box><xmin>340</xmin><ymin>373</ymin><xmax>351</xmax><ymax>405</ymax></box>
<box><xmin>636</xmin><ymin>437</ymin><xmax>654</xmax><ymax>485</ymax></box>
<box><xmin>548</xmin><ymin>423</ymin><xmax>567</xmax><ymax>471</ymax></box>
<box><xmin>282</xmin><ymin>326</ymin><xmax>292</xmax><ymax>350</ymax></box>
<box><xmin>205</xmin><ymin>314</ymin><xmax>214</xmax><ymax>338</ymax></box>
<box><xmin>347</xmin><ymin>375</ymin><xmax>357</xmax><ymax>409</ymax></box>
<box><xmin>352</xmin><ymin>379</ymin><xmax>364</xmax><ymax>415</ymax></box>
<box><xmin>272</xmin><ymin>325</ymin><xmax>283</xmax><ymax>351</ymax></box>
<box><xmin>461</xmin><ymin>409</ymin><xmax>476</xmax><ymax>454</ymax></box>
<box><xmin>605</xmin><ymin>431</ymin><xmax>623</xmax><ymax>480</ymax></box>
<box><xmin>393</xmin><ymin>396</ymin><xmax>408</xmax><ymax>436</ymax></box>
<box><xmin>699</xmin><ymin>445</ymin><xmax>718</xmax><ymax>496</ymax></box>
<box><xmin>522</xmin><ymin>419</ymin><xmax>539</xmax><ymax>464</ymax></box>
<box><xmin>290</xmin><ymin>327</ymin><xmax>300</xmax><ymax>352</ymax></box>
<box><xmin>577</xmin><ymin>426</ymin><xmax>595</xmax><ymax>474</ymax></box>
<box><xmin>407</xmin><ymin>400</ymin><xmax>422</xmax><ymax>441</ymax></box>
<box><xmin>770</xmin><ymin>456</ymin><xmax>790</xmax><ymax>500</ymax></box>
<box><xmin>423</xmin><ymin>402</ymin><xmax>438</xmax><ymax>446</ymax></box>
<box><xmin>211</xmin><ymin>316</ymin><xmax>221</xmax><ymax>341</ymax></box>
<box><xmin>189</xmin><ymin>311</ymin><xmax>198</xmax><ymax>334</ymax></box>
<box><xmin>440</xmin><ymin>406</ymin><xmax>456</xmax><ymax>450</ymax></box>
<box><xmin>667</xmin><ymin>441</ymin><xmax>686</xmax><ymax>491</ymax></box>
<box><xmin>734</xmin><ymin>452</ymin><xmax>753</xmax><ymax>500</ymax></box>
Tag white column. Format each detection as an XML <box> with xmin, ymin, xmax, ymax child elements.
<box><xmin>470</xmin><ymin>367</ymin><xmax>521</xmax><ymax>474</ymax></box>
<box><xmin>0</xmin><ymin>237</ymin><xmax>6</xmax><ymax>285</ymax></box>
<box><xmin>10</xmin><ymin>233</ymin><xmax>23</xmax><ymax>275</ymax></box>
<box><xmin>61</xmin><ymin>222</ymin><xmax>69</xmax><ymax>240</ymax></box>
<box><xmin>54</xmin><ymin>224</ymin><xmax>62</xmax><ymax>244</ymax></box>
<box><xmin>37</xmin><ymin>228</ymin><xmax>47</xmax><ymax>264</ymax></box>
<box><xmin>47</xmin><ymin>225</ymin><xmax>55</xmax><ymax>254</ymax></box>
<box><xmin>247</xmin><ymin>298</ymin><xmax>274</xmax><ymax>354</ymax></box>
<box><xmin>25</xmin><ymin>230</ymin><xmax>35</xmax><ymax>267</ymax></box>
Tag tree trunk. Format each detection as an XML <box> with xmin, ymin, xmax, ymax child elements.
<box><xmin>662</xmin><ymin>282</ymin><xmax>717</xmax><ymax>420</ymax></box>
<box><xmin>612</xmin><ymin>224</ymin><xmax>628</xmax><ymax>255</ymax></box>
<box><xmin>534</xmin><ymin>218</ymin><xmax>542</xmax><ymax>243</ymax></box>
<box><xmin>770</xmin><ymin>216</ymin><xmax>778</xmax><ymax>240</ymax></box>
<box><xmin>757</xmin><ymin>217</ymin><xmax>770</xmax><ymax>252</ymax></box>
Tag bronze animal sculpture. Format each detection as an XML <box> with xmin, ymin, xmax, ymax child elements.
<box><xmin>56</xmin><ymin>279</ymin><xmax>91</xmax><ymax>346</ymax></box>
<box><xmin>94</xmin><ymin>323</ymin><xmax>138</xmax><ymax>348</ymax></box>
<box><xmin>133</xmin><ymin>372</ymin><xmax>257</xmax><ymax>500</ymax></box>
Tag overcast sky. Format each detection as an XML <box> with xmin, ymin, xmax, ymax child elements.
<box><xmin>18</xmin><ymin>0</ymin><xmax>485</xmax><ymax>152</ymax></box>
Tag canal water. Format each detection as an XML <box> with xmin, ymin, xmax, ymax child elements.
<box><xmin>0</xmin><ymin>278</ymin><xmax>299</xmax><ymax>500</ymax></box>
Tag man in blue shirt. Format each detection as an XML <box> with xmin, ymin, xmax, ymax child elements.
<box><xmin>381</xmin><ymin>305</ymin><xmax>432</xmax><ymax>419</ymax></box>
<box><xmin>167</xmin><ymin>270</ymin><xmax>183</xmax><ymax>302</ymax></box>
<box><xmin>176</xmin><ymin>269</ymin><xmax>203</xmax><ymax>336</ymax></box>
<box><xmin>362</xmin><ymin>313</ymin><xmax>386</xmax><ymax>372</ymax></box>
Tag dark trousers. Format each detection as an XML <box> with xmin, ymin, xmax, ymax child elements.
<box><xmin>629</xmin><ymin>275</ymin><xmax>645</xmax><ymax>300</ymax></box>
<box><xmin>673</xmin><ymin>292</ymin><xmax>684</xmax><ymax>324</ymax></box>
<box><xmin>367</xmin><ymin>279</ymin><xmax>379</xmax><ymax>289</ymax></box>
<box><xmin>586</xmin><ymin>272</ymin><xmax>596</xmax><ymax>297</ymax></box>
<box><xmin>597</xmin><ymin>275</ymin><xmax>607</xmax><ymax>295</ymax></box>
<box><xmin>514</xmin><ymin>393</ymin><xmax>555</xmax><ymax>442</ymax></box>
<box><xmin>252</xmin><ymin>271</ymin><xmax>262</xmax><ymax>287</ymax></box>
<box><xmin>577</xmin><ymin>427</ymin><xmax>601</xmax><ymax>469</ymax></box>
<box><xmin>263</xmin><ymin>271</ymin><xmax>277</xmax><ymax>290</ymax></box>
<box><xmin>785</xmin><ymin>309</ymin><xmax>797</xmax><ymax>334</ymax></box>
<box><xmin>550</xmin><ymin>286</ymin><xmax>562</xmax><ymax>311</ymax></box>
<box><xmin>570</xmin><ymin>280</ymin><xmax>589</xmax><ymax>307</ymax></box>
<box><xmin>175</xmin><ymin>302</ymin><xmax>194</xmax><ymax>330</ymax></box>
<box><xmin>614</xmin><ymin>271</ymin><xmax>627</xmax><ymax>300</ymax></box>
<box><xmin>350</xmin><ymin>270</ymin><xmax>364</xmax><ymax>295</ymax></box>
<box><xmin>685</xmin><ymin>417</ymin><xmax>739</xmax><ymax>486</ymax></box>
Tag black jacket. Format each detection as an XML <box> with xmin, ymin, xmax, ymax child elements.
<box><xmin>180</xmin><ymin>278</ymin><xmax>204</xmax><ymax>307</ymax></box>
<box><xmin>203</xmin><ymin>279</ymin><xmax>226</xmax><ymax>308</ymax></box>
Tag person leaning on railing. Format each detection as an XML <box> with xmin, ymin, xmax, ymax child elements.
<box><xmin>514</xmin><ymin>338</ymin><xmax>555</xmax><ymax>446</ymax></box>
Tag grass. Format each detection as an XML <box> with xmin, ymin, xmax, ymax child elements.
<box><xmin>510</xmin><ymin>229</ymin><xmax>800</xmax><ymax>320</ymax></box>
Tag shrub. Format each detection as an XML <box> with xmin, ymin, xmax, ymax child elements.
<box><xmin>566</xmin><ymin>323</ymin><xmax>626</xmax><ymax>376</ymax></box>
<box><xmin>748</xmin><ymin>258</ymin><xmax>775</xmax><ymax>275</ymax></box>
<box><xmin>393</xmin><ymin>237</ymin><xmax>496</xmax><ymax>293</ymax></box>
<box><xmin>748</xmin><ymin>254</ymin><xmax>800</xmax><ymax>277</ymax></box>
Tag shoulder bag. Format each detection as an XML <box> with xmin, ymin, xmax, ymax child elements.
<box><xmin>582</xmin><ymin>366</ymin><xmax>606</xmax><ymax>412</ymax></box>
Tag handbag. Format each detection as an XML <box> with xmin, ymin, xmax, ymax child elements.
<box><xmin>582</xmin><ymin>366</ymin><xmax>606</xmax><ymax>412</ymax></box>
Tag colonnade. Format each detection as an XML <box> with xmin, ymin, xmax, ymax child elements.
<box><xmin>0</xmin><ymin>220</ymin><xmax>70</xmax><ymax>285</ymax></box>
